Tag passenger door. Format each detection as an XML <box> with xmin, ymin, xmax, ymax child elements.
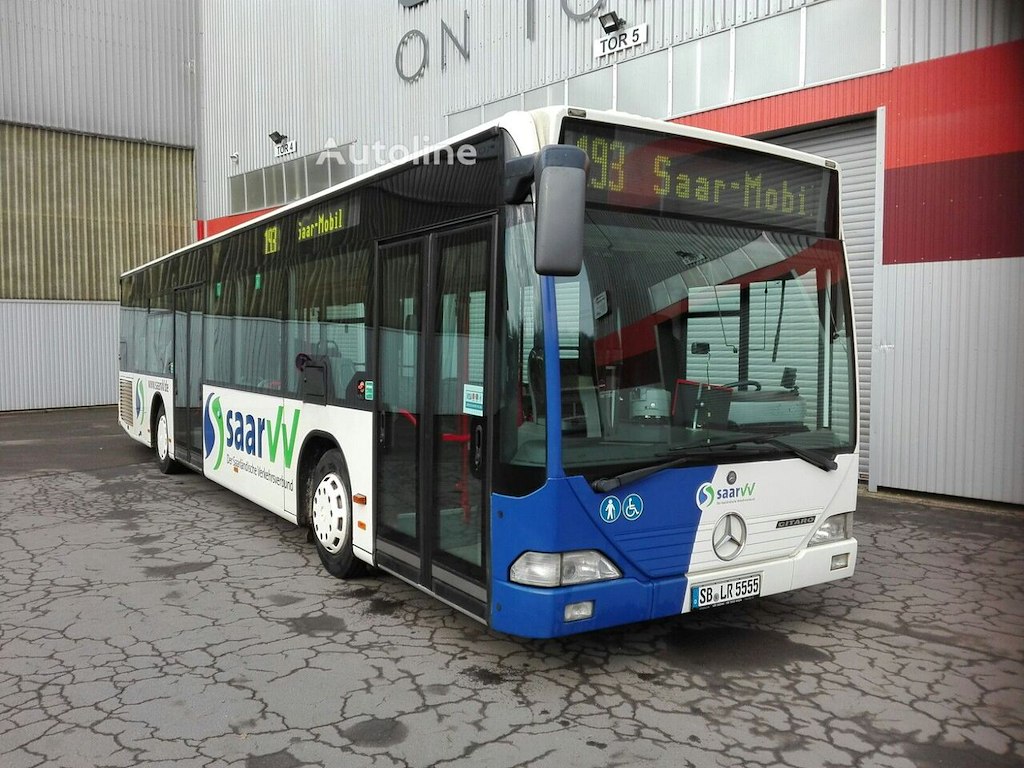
<box><xmin>173</xmin><ymin>284</ymin><xmax>205</xmax><ymax>468</ymax></box>
<box><xmin>374</xmin><ymin>219</ymin><xmax>495</xmax><ymax>619</ymax></box>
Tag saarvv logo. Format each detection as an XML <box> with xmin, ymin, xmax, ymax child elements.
<box><xmin>697</xmin><ymin>480</ymin><xmax>757</xmax><ymax>510</ymax></box>
<box><xmin>696</xmin><ymin>482</ymin><xmax>716</xmax><ymax>510</ymax></box>
<box><xmin>204</xmin><ymin>393</ymin><xmax>225</xmax><ymax>470</ymax></box>
<box><xmin>204</xmin><ymin>394</ymin><xmax>302</xmax><ymax>472</ymax></box>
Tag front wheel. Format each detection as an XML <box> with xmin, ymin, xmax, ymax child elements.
<box><xmin>307</xmin><ymin>449</ymin><xmax>366</xmax><ymax>579</ymax></box>
<box><xmin>154</xmin><ymin>403</ymin><xmax>179</xmax><ymax>474</ymax></box>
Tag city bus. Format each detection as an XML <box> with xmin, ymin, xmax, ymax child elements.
<box><xmin>118</xmin><ymin>107</ymin><xmax>858</xmax><ymax>638</ymax></box>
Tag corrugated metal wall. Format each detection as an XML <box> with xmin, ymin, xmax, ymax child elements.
<box><xmin>0</xmin><ymin>1</ymin><xmax>198</xmax><ymax>411</ymax></box>
<box><xmin>872</xmin><ymin>258</ymin><xmax>1024</xmax><ymax>505</ymax></box>
<box><xmin>195</xmin><ymin>0</ymin><xmax>833</xmax><ymax>218</ymax></box>
<box><xmin>0</xmin><ymin>300</ymin><xmax>119</xmax><ymax>411</ymax></box>
<box><xmin>195</xmin><ymin>0</ymin><xmax>1022</xmax><ymax>220</ymax></box>
<box><xmin>889</xmin><ymin>0</ymin><xmax>1023</xmax><ymax>65</ymax></box>
<box><xmin>0</xmin><ymin>0</ymin><xmax>197</xmax><ymax>146</ymax></box>
<box><xmin>223</xmin><ymin>0</ymin><xmax>839</xmax><ymax>215</ymax></box>
<box><xmin>0</xmin><ymin>123</ymin><xmax>195</xmax><ymax>302</ymax></box>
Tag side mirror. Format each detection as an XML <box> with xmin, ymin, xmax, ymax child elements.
<box><xmin>505</xmin><ymin>145</ymin><xmax>589</xmax><ymax>277</ymax></box>
<box><xmin>534</xmin><ymin>145</ymin><xmax>588</xmax><ymax>277</ymax></box>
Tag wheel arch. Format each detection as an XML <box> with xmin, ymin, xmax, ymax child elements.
<box><xmin>295</xmin><ymin>430</ymin><xmax>346</xmax><ymax>527</ymax></box>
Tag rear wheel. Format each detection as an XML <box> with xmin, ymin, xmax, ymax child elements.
<box><xmin>154</xmin><ymin>403</ymin><xmax>179</xmax><ymax>474</ymax></box>
<box><xmin>308</xmin><ymin>449</ymin><xmax>366</xmax><ymax>579</ymax></box>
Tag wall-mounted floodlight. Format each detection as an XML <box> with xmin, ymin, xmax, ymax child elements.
<box><xmin>268</xmin><ymin>131</ymin><xmax>288</xmax><ymax>145</ymax></box>
<box><xmin>599</xmin><ymin>11</ymin><xmax>624</xmax><ymax>34</ymax></box>
<box><xmin>229</xmin><ymin>152</ymin><xmax>239</xmax><ymax>162</ymax></box>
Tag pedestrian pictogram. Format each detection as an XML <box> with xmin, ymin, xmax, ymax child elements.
<box><xmin>600</xmin><ymin>496</ymin><xmax>621</xmax><ymax>523</ymax></box>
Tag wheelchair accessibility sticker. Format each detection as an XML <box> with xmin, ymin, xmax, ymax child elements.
<box><xmin>599</xmin><ymin>494</ymin><xmax>644</xmax><ymax>523</ymax></box>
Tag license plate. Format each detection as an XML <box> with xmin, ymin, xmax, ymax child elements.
<box><xmin>690</xmin><ymin>573</ymin><xmax>762</xmax><ymax>610</ymax></box>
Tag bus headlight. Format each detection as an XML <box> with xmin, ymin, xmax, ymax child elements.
<box><xmin>809</xmin><ymin>513</ymin><xmax>852</xmax><ymax>546</ymax></box>
<box><xmin>510</xmin><ymin>550</ymin><xmax>622</xmax><ymax>588</ymax></box>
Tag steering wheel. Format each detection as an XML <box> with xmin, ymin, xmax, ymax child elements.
<box><xmin>727</xmin><ymin>379</ymin><xmax>762</xmax><ymax>391</ymax></box>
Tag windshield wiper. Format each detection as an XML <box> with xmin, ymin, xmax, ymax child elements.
<box><xmin>764</xmin><ymin>437</ymin><xmax>838</xmax><ymax>472</ymax></box>
<box><xmin>590</xmin><ymin>435</ymin><xmax>837</xmax><ymax>492</ymax></box>
<box><xmin>591</xmin><ymin>453</ymin><xmax>701</xmax><ymax>492</ymax></box>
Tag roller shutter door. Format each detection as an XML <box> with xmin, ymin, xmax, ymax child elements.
<box><xmin>767</xmin><ymin>119</ymin><xmax>878</xmax><ymax>480</ymax></box>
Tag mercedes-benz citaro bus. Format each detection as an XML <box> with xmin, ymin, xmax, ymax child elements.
<box><xmin>118</xmin><ymin>107</ymin><xmax>858</xmax><ymax>639</ymax></box>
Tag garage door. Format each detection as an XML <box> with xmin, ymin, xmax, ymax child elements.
<box><xmin>767</xmin><ymin>119</ymin><xmax>878</xmax><ymax>481</ymax></box>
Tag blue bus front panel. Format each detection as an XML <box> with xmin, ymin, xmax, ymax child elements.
<box><xmin>489</xmin><ymin>457</ymin><xmax>858</xmax><ymax>638</ymax></box>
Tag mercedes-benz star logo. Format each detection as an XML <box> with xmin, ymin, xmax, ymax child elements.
<box><xmin>712</xmin><ymin>513</ymin><xmax>747</xmax><ymax>561</ymax></box>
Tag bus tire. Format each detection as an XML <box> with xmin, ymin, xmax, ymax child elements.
<box><xmin>154</xmin><ymin>402</ymin><xmax>180</xmax><ymax>475</ymax></box>
<box><xmin>307</xmin><ymin>449</ymin><xmax>365</xmax><ymax>579</ymax></box>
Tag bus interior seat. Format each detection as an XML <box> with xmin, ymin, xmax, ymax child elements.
<box><xmin>560</xmin><ymin>360</ymin><xmax>602</xmax><ymax>437</ymax></box>
<box><xmin>528</xmin><ymin>349</ymin><xmax>602</xmax><ymax>436</ymax></box>
<box><xmin>318</xmin><ymin>338</ymin><xmax>356</xmax><ymax>402</ymax></box>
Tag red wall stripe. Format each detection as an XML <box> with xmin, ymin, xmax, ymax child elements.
<box><xmin>884</xmin><ymin>151</ymin><xmax>1024</xmax><ymax>263</ymax></box>
<box><xmin>676</xmin><ymin>40</ymin><xmax>1024</xmax><ymax>169</ymax></box>
<box><xmin>197</xmin><ymin>206</ymin><xmax>278</xmax><ymax>241</ymax></box>
<box><xmin>676</xmin><ymin>41</ymin><xmax>1024</xmax><ymax>265</ymax></box>
<box><xmin>884</xmin><ymin>42</ymin><xmax>1024</xmax><ymax>168</ymax></box>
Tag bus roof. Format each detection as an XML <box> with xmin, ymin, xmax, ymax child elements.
<box><xmin>121</xmin><ymin>106</ymin><xmax>837</xmax><ymax>279</ymax></box>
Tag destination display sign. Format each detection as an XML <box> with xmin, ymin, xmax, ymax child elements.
<box><xmin>261</xmin><ymin>196</ymin><xmax>361</xmax><ymax>258</ymax></box>
<box><xmin>561</xmin><ymin>119</ymin><xmax>838</xmax><ymax>237</ymax></box>
<box><xmin>296</xmin><ymin>197</ymin><xmax>360</xmax><ymax>242</ymax></box>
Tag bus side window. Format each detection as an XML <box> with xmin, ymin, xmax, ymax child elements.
<box><xmin>288</xmin><ymin>246</ymin><xmax>370</xmax><ymax>404</ymax></box>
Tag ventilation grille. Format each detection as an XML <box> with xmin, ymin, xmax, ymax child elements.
<box><xmin>119</xmin><ymin>377</ymin><xmax>134</xmax><ymax>424</ymax></box>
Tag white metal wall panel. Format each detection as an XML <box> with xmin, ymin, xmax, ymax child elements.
<box><xmin>0</xmin><ymin>301</ymin><xmax>119</xmax><ymax>411</ymax></box>
<box><xmin>872</xmin><ymin>259</ymin><xmax>1024</xmax><ymax>505</ymax></box>
<box><xmin>805</xmin><ymin>0</ymin><xmax>882</xmax><ymax>84</ymax></box>
<box><xmin>767</xmin><ymin>119</ymin><xmax>878</xmax><ymax>480</ymax></box>
<box><xmin>0</xmin><ymin>0</ymin><xmax>197</xmax><ymax>146</ymax></box>
<box><xmin>616</xmin><ymin>49</ymin><xmax>669</xmax><ymax>118</ymax></box>
<box><xmin>734</xmin><ymin>11</ymin><xmax>802</xmax><ymax>100</ymax></box>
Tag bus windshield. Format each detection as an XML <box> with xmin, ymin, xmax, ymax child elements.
<box><xmin>548</xmin><ymin>208</ymin><xmax>856</xmax><ymax>478</ymax></box>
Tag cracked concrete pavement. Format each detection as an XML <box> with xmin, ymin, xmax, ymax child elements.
<box><xmin>1</xmin><ymin>406</ymin><xmax>1021</xmax><ymax>767</ymax></box>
